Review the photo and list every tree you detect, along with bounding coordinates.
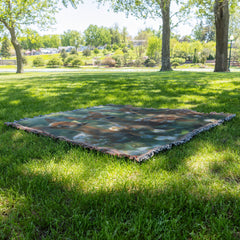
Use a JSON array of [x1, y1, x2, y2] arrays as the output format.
[[121, 27, 128, 44], [134, 28, 154, 45], [1, 36, 11, 59], [20, 29, 42, 51], [0, 0, 61, 73], [61, 30, 83, 49], [214, 0, 229, 71], [96, 0, 177, 71], [84, 25, 111, 47], [229, 5, 240, 40], [159, 0, 172, 71], [188, 0, 239, 72], [109, 24, 121, 45], [146, 36, 162, 63], [40, 34, 61, 48], [193, 21, 215, 42], [0, 0, 82, 73]]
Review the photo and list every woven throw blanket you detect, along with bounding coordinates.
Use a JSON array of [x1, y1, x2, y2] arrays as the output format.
[[5, 105, 235, 162]]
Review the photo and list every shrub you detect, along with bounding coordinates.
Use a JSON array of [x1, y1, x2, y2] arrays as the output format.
[[71, 57, 83, 67], [170, 58, 185, 65], [133, 58, 143, 67], [82, 49, 91, 57], [129, 43, 134, 50], [122, 47, 128, 53], [208, 54, 215, 60], [112, 55, 123, 67], [106, 45, 112, 51], [22, 56, 28, 65], [94, 58, 101, 66], [47, 57, 62, 68], [60, 49, 68, 60], [171, 62, 180, 68], [144, 58, 156, 67], [64, 56, 75, 66], [103, 49, 108, 55], [200, 56, 207, 64], [112, 44, 119, 51], [94, 48, 99, 54], [70, 48, 78, 55], [102, 57, 116, 67], [123, 53, 130, 67], [33, 56, 45, 67], [64, 56, 83, 67], [114, 49, 124, 55]]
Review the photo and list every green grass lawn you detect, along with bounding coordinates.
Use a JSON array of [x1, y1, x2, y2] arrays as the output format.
[[0, 71, 239, 239]]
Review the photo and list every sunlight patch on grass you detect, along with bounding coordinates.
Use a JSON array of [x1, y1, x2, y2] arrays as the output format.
[[0, 193, 11, 221], [9, 100, 21, 105]]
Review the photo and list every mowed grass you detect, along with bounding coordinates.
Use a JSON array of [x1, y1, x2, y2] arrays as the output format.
[[0, 71, 239, 239]]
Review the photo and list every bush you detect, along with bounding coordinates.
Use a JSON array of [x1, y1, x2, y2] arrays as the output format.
[[82, 49, 91, 57], [114, 49, 124, 56], [103, 49, 108, 55], [133, 58, 143, 67], [144, 58, 156, 67], [171, 62, 180, 68], [71, 57, 83, 67], [200, 56, 207, 64], [33, 56, 45, 67], [47, 57, 63, 68], [126, 60, 134, 67], [112, 44, 119, 51], [64, 56, 75, 66], [70, 48, 78, 55], [106, 45, 112, 51], [112, 55, 123, 67], [94, 58, 101, 66], [94, 48, 99, 54], [102, 57, 116, 67], [122, 47, 128, 53], [22, 56, 28, 65], [129, 43, 134, 50], [170, 58, 185, 65], [64, 56, 83, 67], [173, 50, 187, 59], [123, 53, 130, 67], [60, 49, 68, 60]]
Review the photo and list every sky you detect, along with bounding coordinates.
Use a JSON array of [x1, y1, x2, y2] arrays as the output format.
[[40, 1, 195, 37]]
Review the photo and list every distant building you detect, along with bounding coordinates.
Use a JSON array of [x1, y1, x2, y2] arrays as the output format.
[[78, 45, 89, 52], [58, 46, 75, 53], [24, 50, 41, 55], [132, 40, 147, 47], [39, 48, 58, 54]]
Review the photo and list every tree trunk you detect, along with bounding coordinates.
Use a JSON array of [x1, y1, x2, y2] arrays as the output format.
[[9, 27, 24, 73], [160, 0, 172, 71], [214, 0, 229, 72]]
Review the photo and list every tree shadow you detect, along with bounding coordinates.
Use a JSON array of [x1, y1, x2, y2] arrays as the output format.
[[1, 146, 240, 239]]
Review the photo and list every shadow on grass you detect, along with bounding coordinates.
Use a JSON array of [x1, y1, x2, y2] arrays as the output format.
[[0, 71, 240, 239], [1, 141, 240, 239], [0, 131, 240, 239]]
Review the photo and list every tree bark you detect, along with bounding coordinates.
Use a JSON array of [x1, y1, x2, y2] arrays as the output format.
[[214, 0, 229, 72], [9, 27, 24, 73], [160, 0, 172, 71]]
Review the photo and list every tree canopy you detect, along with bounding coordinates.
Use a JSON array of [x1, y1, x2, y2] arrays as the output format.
[[84, 25, 111, 47], [0, 0, 82, 73], [96, 0, 184, 71], [61, 30, 83, 49], [0, 36, 11, 59]]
